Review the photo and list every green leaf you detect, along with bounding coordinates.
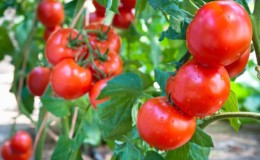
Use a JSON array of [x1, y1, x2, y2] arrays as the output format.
[[159, 20, 189, 40], [21, 86, 34, 113], [97, 73, 143, 140], [114, 140, 144, 160], [41, 96, 70, 117], [96, 0, 119, 13], [144, 151, 164, 160], [222, 90, 241, 132], [154, 68, 171, 95], [0, 27, 14, 60], [51, 136, 73, 160], [190, 127, 214, 148]]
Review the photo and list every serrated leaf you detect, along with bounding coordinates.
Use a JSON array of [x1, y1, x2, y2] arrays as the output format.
[[190, 127, 214, 148], [114, 140, 144, 160], [222, 90, 241, 132], [41, 96, 70, 117], [154, 68, 171, 95], [144, 151, 164, 160], [97, 73, 143, 140]]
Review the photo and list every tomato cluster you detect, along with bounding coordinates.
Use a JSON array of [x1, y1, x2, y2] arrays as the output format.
[[137, 1, 252, 151], [28, 1, 124, 108], [1, 131, 33, 160]]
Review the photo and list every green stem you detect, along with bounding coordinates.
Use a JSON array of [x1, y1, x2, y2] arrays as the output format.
[[200, 112, 260, 129], [61, 117, 70, 137], [251, 0, 260, 78]]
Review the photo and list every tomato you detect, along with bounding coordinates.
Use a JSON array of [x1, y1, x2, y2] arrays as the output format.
[[186, 1, 252, 66], [92, 51, 123, 79], [112, 9, 135, 29], [225, 47, 250, 78], [165, 75, 174, 96], [10, 131, 32, 154], [43, 26, 60, 41], [45, 28, 87, 66], [137, 97, 196, 151], [27, 67, 51, 96], [1, 141, 13, 160], [89, 78, 110, 109], [87, 24, 121, 54], [83, 12, 104, 28], [12, 150, 32, 160], [120, 0, 136, 11], [167, 59, 230, 118], [93, 0, 106, 17], [37, 0, 64, 27], [51, 59, 92, 100]]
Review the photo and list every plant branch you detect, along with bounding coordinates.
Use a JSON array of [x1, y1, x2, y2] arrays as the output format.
[[69, 107, 79, 139], [200, 112, 260, 129], [33, 112, 49, 153], [251, 0, 260, 79], [70, 0, 86, 28]]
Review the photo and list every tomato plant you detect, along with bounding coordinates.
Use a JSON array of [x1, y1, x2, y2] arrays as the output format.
[[2, 0, 260, 160], [186, 1, 252, 66]]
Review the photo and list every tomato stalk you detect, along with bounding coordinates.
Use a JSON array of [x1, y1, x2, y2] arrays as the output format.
[[251, 0, 260, 79], [69, 107, 79, 139], [199, 112, 260, 129]]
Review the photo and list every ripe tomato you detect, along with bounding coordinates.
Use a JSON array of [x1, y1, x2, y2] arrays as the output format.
[[92, 51, 123, 79], [51, 59, 92, 100], [87, 24, 121, 54], [120, 0, 136, 11], [37, 0, 64, 27], [137, 97, 196, 151], [45, 28, 87, 66], [1, 141, 13, 160], [12, 150, 32, 160], [89, 78, 110, 109], [43, 26, 60, 41], [225, 47, 250, 78], [186, 1, 252, 66], [27, 67, 51, 96], [83, 12, 104, 27], [165, 75, 174, 96], [93, 0, 106, 17], [112, 9, 135, 29], [167, 59, 230, 118], [10, 131, 32, 154]]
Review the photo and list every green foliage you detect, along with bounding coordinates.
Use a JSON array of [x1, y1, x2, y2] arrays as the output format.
[[0, 27, 14, 60], [96, 0, 119, 13], [144, 151, 164, 160]]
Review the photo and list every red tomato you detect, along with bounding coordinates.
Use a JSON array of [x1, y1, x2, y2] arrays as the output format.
[[27, 67, 51, 96], [10, 131, 32, 154], [92, 51, 123, 79], [12, 150, 32, 160], [51, 59, 92, 100], [165, 75, 174, 96], [43, 26, 61, 41], [45, 28, 87, 66], [93, 0, 106, 17], [1, 141, 13, 160], [112, 9, 135, 29], [120, 0, 136, 11], [137, 97, 196, 151], [225, 47, 250, 78], [87, 24, 121, 54], [89, 78, 110, 109], [83, 12, 104, 27], [167, 59, 230, 118], [186, 1, 252, 66], [37, 0, 64, 27]]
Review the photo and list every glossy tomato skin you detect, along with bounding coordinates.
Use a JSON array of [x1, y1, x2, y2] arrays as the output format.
[[10, 131, 33, 154], [89, 78, 110, 109], [168, 59, 230, 118], [27, 67, 51, 96], [87, 24, 121, 54], [225, 47, 250, 78], [37, 0, 64, 27], [120, 0, 136, 11], [43, 26, 61, 41], [93, 0, 106, 17], [1, 141, 13, 160], [165, 75, 174, 96], [186, 1, 252, 66], [51, 59, 92, 100], [112, 9, 135, 29], [45, 28, 87, 66], [92, 51, 123, 79], [137, 97, 196, 151]]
